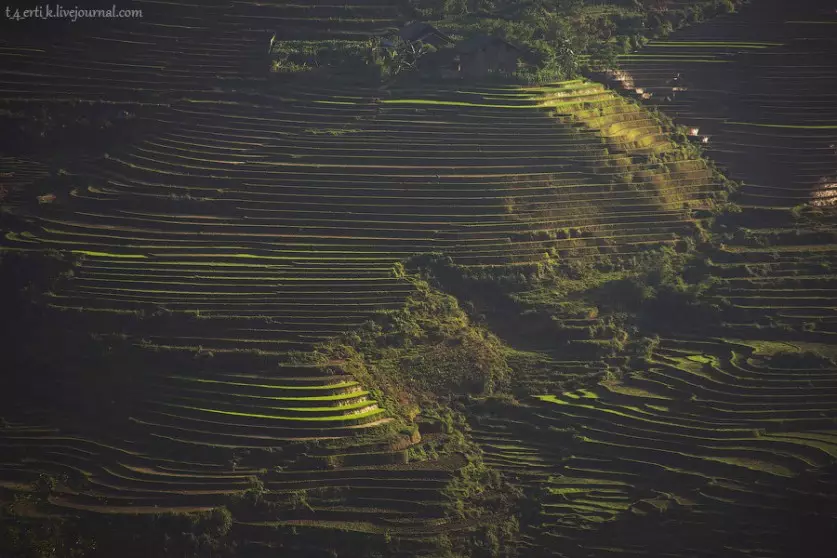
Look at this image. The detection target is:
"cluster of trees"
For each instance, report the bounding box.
[267,0,745,83]
[1,490,235,558]
[366,36,439,79]
[320,278,512,416]
[397,0,744,82]
[584,244,725,330]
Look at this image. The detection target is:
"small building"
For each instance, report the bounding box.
[687,132,710,146]
[456,35,523,79]
[399,22,452,48]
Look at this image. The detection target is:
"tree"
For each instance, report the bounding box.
[205,507,233,539]
[521,37,577,82]
[444,0,468,16]
[368,36,435,79]
[641,0,670,12]
[588,43,620,71]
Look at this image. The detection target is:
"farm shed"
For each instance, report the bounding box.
[456,35,523,79]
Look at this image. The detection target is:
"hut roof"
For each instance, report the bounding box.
[399,22,452,45]
[455,34,522,54]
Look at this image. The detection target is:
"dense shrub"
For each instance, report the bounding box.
[318,280,512,417]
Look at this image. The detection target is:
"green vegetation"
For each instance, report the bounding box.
[1,492,235,558]
[270,0,748,83]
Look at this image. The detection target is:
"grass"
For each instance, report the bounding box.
[153,402,383,420]
[168,377,361,391]
[702,456,794,477]
[728,122,837,130]
[686,354,714,364]
[648,41,782,48]
[599,379,671,400]
[70,250,147,259]
[379,99,541,109]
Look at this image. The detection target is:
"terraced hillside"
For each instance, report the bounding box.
[0,51,725,558]
[611,0,837,209]
[598,0,837,342]
[441,1,837,556]
[462,339,837,557]
[2,1,837,557]
[1,3,464,555]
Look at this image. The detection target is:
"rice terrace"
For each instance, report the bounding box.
[1,0,836,556]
